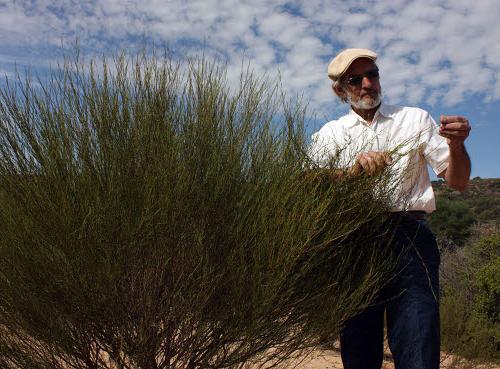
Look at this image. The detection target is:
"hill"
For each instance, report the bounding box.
[428,178,500,246]
[433,177,500,222]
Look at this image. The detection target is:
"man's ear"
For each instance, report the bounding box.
[332,83,347,102]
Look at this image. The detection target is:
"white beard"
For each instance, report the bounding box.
[348,91,382,110]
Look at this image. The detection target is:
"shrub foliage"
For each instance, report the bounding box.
[427,197,476,248]
[440,224,500,362]
[0,53,398,368]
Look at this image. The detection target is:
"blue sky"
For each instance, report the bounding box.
[0,0,499,178]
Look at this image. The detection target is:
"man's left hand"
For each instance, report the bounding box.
[439,115,471,146]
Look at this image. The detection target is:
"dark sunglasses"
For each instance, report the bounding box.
[345,68,380,86]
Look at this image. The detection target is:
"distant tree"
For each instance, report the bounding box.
[428,197,476,248]
[0,53,399,369]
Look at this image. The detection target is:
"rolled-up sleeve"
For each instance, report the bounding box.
[422,113,449,175]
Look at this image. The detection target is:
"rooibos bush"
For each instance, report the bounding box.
[0,52,398,369]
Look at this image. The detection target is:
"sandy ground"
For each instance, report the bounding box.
[247,342,500,369]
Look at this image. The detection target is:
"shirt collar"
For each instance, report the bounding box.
[346,102,392,127]
[377,102,393,119]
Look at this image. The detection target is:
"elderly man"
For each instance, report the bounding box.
[309,48,471,369]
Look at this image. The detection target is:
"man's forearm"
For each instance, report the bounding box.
[445,142,470,192]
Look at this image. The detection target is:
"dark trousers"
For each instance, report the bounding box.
[340,218,440,369]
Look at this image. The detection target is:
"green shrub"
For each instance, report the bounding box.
[440,226,500,362]
[428,197,476,247]
[441,291,498,361]
[0,53,399,369]
[475,260,500,346]
[474,234,500,338]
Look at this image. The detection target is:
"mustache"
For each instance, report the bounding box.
[361,89,379,97]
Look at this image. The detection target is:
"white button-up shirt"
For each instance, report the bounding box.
[309,103,449,213]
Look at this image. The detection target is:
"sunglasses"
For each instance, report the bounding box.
[344,68,380,86]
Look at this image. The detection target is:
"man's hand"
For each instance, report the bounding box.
[348,152,392,176]
[439,115,471,146]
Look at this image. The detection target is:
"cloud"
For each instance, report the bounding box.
[0,0,499,116]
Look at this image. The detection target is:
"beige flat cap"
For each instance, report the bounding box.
[327,48,378,81]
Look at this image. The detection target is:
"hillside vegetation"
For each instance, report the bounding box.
[429,178,500,363]
[432,178,500,222]
[429,177,500,247]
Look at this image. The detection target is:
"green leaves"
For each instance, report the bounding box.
[428,197,476,246]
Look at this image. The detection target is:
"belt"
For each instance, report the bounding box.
[390,211,427,221]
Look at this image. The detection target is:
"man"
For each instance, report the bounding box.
[309,48,471,369]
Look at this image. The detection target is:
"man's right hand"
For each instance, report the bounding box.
[348,152,392,176]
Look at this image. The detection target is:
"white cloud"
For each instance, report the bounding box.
[0,0,499,116]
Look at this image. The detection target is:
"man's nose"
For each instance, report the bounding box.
[361,75,373,89]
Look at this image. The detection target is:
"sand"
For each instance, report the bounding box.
[247,343,500,369]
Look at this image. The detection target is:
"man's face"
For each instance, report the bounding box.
[339,58,382,110]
